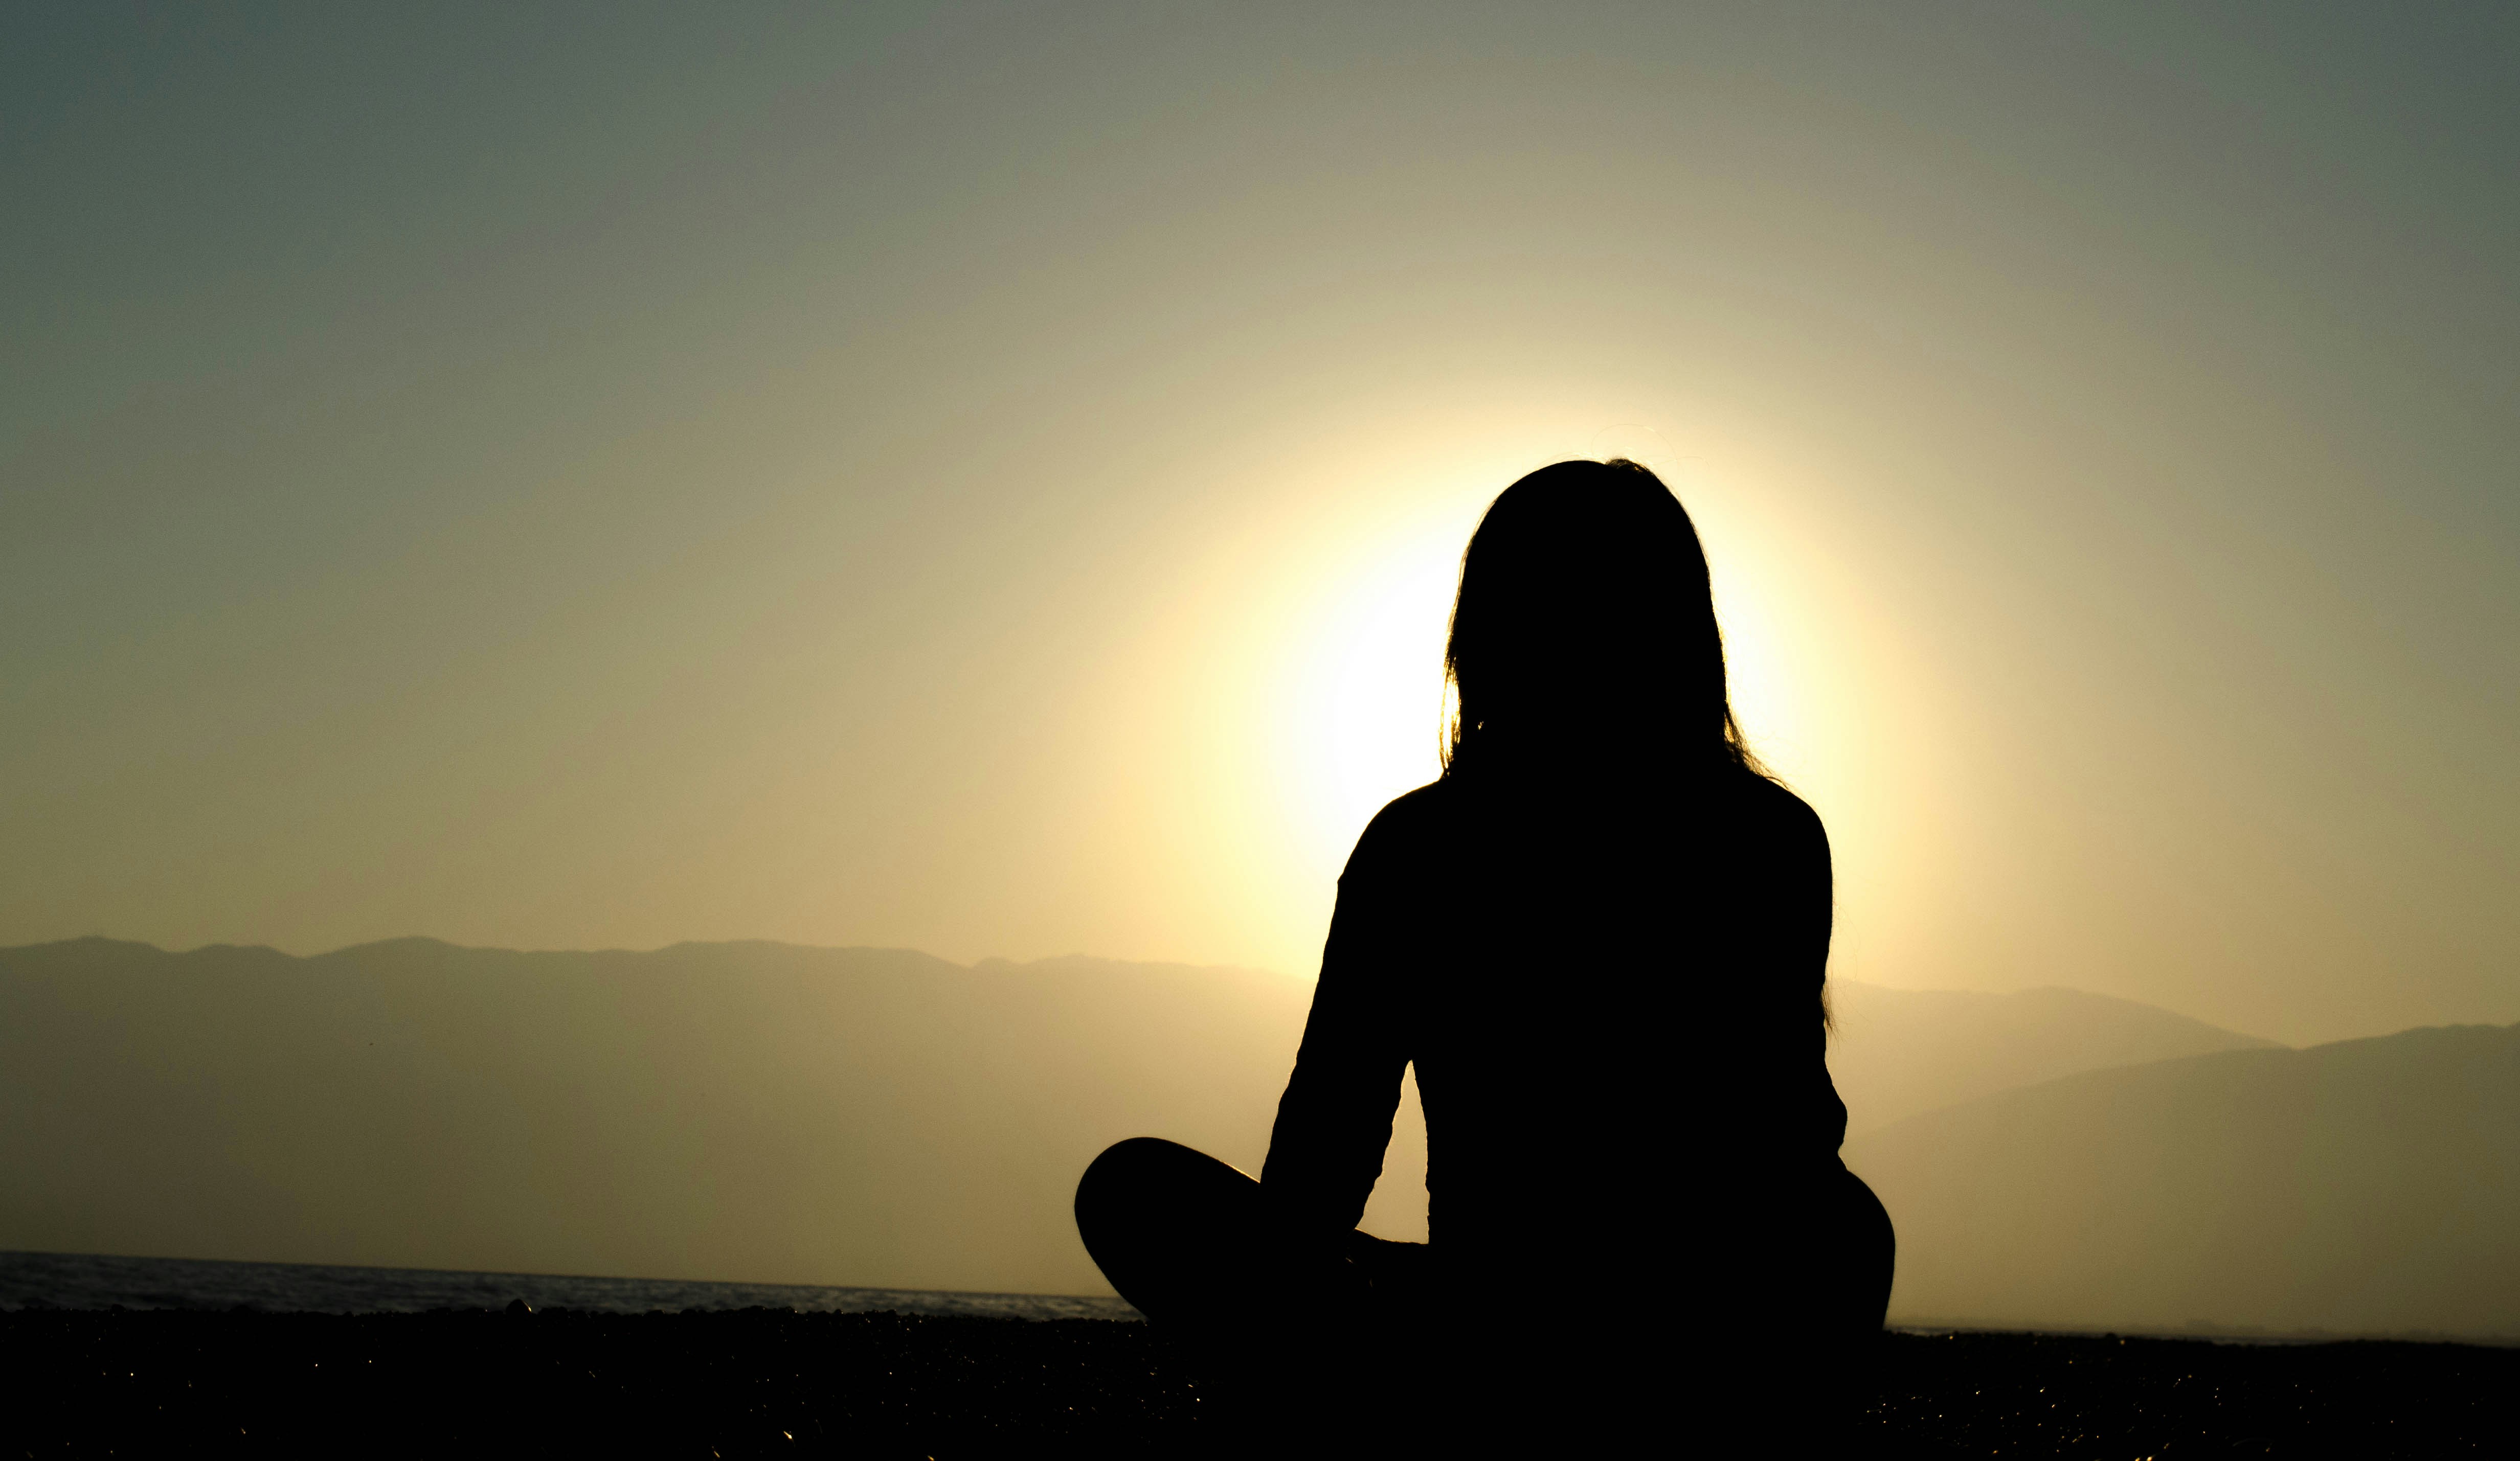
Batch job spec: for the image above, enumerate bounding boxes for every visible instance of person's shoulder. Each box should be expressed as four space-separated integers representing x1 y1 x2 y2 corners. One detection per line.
1340 780 1455 882
1728 771 1830 858
1735 770 1819 825
1359 779 1456 848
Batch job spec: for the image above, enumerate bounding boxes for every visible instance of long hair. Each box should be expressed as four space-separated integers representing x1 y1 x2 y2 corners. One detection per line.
1441 459 1767 780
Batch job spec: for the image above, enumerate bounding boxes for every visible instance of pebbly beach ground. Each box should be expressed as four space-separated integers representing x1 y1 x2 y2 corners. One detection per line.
4 1307 2512 1456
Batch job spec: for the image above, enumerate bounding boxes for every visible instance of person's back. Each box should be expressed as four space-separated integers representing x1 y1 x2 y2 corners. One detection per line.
1265 767 1843 1271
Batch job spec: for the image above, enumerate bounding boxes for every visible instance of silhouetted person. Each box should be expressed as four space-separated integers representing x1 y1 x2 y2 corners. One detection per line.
1076 460 1893 1451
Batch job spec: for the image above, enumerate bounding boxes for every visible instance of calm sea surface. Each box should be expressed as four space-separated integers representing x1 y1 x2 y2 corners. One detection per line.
0 1250 1139 1321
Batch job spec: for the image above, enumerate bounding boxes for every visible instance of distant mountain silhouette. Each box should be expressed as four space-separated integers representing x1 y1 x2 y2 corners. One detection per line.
0 939 1318 1295
2 938 1455 1296
14 938 2497 1335
1846 1021 2520 1338
1827 981 2278 1135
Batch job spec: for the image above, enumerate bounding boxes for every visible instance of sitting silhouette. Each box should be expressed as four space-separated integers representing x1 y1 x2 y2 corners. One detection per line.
1076 459 1894 1450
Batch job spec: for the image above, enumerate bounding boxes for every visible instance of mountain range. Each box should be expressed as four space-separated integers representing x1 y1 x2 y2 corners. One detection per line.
1845 1021 2520 1337
4 937 2509 1336
1827 980 2278 1135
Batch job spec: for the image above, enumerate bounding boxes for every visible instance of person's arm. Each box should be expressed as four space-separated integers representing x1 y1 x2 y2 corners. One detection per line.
1781 789 1850 1159
1713 778 1846 1166
1259 811 1414 1235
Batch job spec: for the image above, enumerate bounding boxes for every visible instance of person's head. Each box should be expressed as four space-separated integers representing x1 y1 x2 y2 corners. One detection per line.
1442 458 1762 779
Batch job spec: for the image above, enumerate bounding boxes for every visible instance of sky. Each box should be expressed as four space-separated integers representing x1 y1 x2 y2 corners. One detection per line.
4 2 2513 1048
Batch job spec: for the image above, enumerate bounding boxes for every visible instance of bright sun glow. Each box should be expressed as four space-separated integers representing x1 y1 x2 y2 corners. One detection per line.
1270 514 1476 880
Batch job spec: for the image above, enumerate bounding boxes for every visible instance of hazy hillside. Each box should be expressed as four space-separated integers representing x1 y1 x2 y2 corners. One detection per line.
0 938 1387 1295
1846 1022 2520 1338
1827 982 2278 1135
16 937 2479 1333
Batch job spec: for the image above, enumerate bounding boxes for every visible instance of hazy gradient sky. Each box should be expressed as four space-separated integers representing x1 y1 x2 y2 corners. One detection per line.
5 3 2514 1046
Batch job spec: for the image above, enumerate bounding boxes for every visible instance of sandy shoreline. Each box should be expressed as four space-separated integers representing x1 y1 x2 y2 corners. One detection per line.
4 1308 2510 1455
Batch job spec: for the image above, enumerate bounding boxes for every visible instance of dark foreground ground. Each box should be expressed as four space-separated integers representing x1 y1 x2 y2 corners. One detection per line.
4 1308 2510 1457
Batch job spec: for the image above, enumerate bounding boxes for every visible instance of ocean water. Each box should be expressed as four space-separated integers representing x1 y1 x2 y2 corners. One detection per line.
0 1250 1140 1321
